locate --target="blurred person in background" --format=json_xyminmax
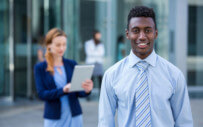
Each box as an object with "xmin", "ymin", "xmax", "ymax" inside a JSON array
[
  {"xmin": 84, "ymin": 30, "xmax": 105, "ymax": 91},
  {"xmin": 116, "ymin": 35, "xmax": 126, "ymax": 61},
  {"xmin": 98, "ymin": 6, "xmax": 193, "ymax": 127},
  {"xmin": 37, "ymin": 36, "xmax": 46, "ymax": 63},
  {"xmin": 34, "ymin": 28, "xmax": 93, "ymax": 127}
]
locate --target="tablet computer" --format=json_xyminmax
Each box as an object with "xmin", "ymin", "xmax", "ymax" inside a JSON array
[{"xmin": 70, "ymin": 65, "xmax": 94, "ymax": 92}]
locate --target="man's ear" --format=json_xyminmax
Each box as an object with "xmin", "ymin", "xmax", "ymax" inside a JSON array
[
  {"xmin": 125, "ymin": 29, "xmax": 129, "ymax": 39},
  {"xmin": 155, "ymin": 29, "xmax": 158, "ymax": 39}
]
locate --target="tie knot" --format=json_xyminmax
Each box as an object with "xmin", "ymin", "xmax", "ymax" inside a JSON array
[{"xmin": 136, "ymin": 61, "xmax": 149, "ymax": 71}]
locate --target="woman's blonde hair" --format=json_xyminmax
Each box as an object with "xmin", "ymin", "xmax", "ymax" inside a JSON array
[{"xmin": 45, "ymin": 28, "xmax": 67, "ymax": 74}]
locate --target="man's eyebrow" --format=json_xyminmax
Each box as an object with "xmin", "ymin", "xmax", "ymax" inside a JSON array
[
  {"xmin": 131, "ymin": 26, "xmax": 139, "ymax": 29},
  {"xmin": 131, "ymin": 26, "xmax": 153, "ymax": 29},
  {"xmin": 145, "ymin": 26, "xmax": 153, "ymax": 29}
]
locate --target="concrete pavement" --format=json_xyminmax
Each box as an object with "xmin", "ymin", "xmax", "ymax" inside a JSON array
[
  {"xmin": 0, "ymin": 98, "xmax": 203, "ymax": 127},
  {"xmin": 0, "ymin": 99, "xmax": 98, "ymax": 127}
]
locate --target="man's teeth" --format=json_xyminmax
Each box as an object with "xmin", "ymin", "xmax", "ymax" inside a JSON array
[{"xmin": 138, "ymin": 43, "xmax": 147, "ymax": 46}]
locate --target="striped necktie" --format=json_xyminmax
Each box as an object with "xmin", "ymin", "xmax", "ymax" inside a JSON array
[{"xmin": 135, "ymin": 61, "xmax": 151, "ymax": 127}]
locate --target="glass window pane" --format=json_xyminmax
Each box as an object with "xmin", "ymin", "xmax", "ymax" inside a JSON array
[
  {"xmin": 0, "ymin": 0, "xmax": 10, "ymax": 97},
  {"xmin": 14, "ymin": 0, "xmax": 27, "ymax": 97},
  {"xmin": 187, "ymin": 4, "xmax": 203, "ymax": 87}
]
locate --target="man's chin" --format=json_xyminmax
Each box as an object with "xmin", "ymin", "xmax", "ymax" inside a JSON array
[
  {"xmin": 133, "ymin": 49, "xmax": 152, "ymax": 57},
  {"xmin": 134, "ymin": 49, "xmax": 148, "ymax": 54},
  {"xmin": 139, "ymin": 49, "xmax": 153, "ymax": 56}
]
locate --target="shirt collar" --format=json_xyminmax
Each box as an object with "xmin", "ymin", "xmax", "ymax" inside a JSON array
[{"xmin": 128, "ymin": 49, "xmax": 157, "ymax": 68}]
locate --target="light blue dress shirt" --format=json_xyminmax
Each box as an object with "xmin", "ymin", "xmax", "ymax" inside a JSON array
[
  {"xmin": 98, "ymin": 50, "xmax": 193, "ymax": 127},
  {"xmin": 44, "ymin": 66, "xmax": 83, "ymax": 127}
]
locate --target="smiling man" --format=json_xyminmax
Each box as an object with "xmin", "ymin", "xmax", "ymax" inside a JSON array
[{"xmin": 98, "ymin": 6, "xmax": 193, "ymax": 127}]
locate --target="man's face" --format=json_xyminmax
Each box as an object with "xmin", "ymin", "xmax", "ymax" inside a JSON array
[
  {"xmin": 126, "ymin": 17, "xmax": 158, "ymax": 59},
  {"xmin": 95, "ymin": 33, "xmax": 101, "ymax": 41}
]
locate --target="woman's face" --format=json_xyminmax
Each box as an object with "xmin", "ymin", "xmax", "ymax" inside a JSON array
[{"xmin": 49, "ymin": 36, "xmax": 67, "ymax": 57}]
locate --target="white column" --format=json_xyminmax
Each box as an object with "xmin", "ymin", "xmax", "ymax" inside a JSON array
[
  {"xmin": 169, "ymin": 0, "xmax": 188, "ymax": 78},
  {"xmin": 9, "ymin": 0, "xmax": 14, "ymax": 102},
  {"xmin": 106, "ymin": 0, "xmax": 117, "ymax": 69},
  {"xmin": 44, "ymin": 0, "xmax": 49, "ymax": 33}
]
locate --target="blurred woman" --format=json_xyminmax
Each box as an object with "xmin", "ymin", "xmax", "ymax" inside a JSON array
[
  {"xmin": 36, "ymin": 36, "xmax": 46, "ymax": 63},
  {"xmin": 34, "ymin": 28, "xmax": 93, "ymax": 127}
]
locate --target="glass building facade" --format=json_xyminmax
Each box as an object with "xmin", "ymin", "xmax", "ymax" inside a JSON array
[
  {"xmin": 0, "ymin": 0, "xmax": 10, "ymax": 99},
  {"xmin": 187, "ymin": 0, "xmax": 203, "ymax": 96},
  {"xmin": 0, "ymin": 0, "xmax": 202, "ymax": 101}
]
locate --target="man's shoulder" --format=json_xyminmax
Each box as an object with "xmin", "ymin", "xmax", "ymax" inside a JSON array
[
  {"xmin": 157, "ymin": 55, "xmax": 187, "ymax": 91},
  {"xmin": 157, "ymin": 55, "xmax": 182, "ymax": 74}
]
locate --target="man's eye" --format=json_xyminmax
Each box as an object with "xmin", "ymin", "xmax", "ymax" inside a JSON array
[
  {"xmin": 145, "ymin": 29, "xmax": 152, "ymax": 33},
  {"xmin": 132, "ymin": 29, "xmax": 139, "ymax": 33}
]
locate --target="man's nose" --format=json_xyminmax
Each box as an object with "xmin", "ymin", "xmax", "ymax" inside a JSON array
[{"xmin": 138, "ymin": 32, "xmax": 146, "ymax": 40}]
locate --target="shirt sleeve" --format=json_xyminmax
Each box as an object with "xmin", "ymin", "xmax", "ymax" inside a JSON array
[
  {"xmin": 98, "ymin": 71, "xmax": 117, "ymax": 127},
  {"xmin": 170, "ymin": 72, "xmax": 193, "ymax": 127}
]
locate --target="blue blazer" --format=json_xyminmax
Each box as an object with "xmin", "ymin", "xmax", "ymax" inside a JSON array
[{"xmin": 34, "ymin": 58, "xmax": 90, "ymax": 119}]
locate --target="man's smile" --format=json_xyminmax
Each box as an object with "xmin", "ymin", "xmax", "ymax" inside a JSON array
[{"xmin": 137, "ymin": 42, "xmax": 149, "ymax": 48}]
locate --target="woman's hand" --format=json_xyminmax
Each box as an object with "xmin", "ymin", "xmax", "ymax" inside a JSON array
[
  {"xmin": 63, "ymin": 83, "xmax": 71, "ymax": 93},
  {"xmin": 82, "ymin": 79, "xmax": 93, "ymax": 94}
]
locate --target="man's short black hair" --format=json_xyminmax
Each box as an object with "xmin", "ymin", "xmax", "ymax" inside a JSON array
[{"xmin": 127, "ymin": 6, "xmax": 157, "ymax": 30}]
